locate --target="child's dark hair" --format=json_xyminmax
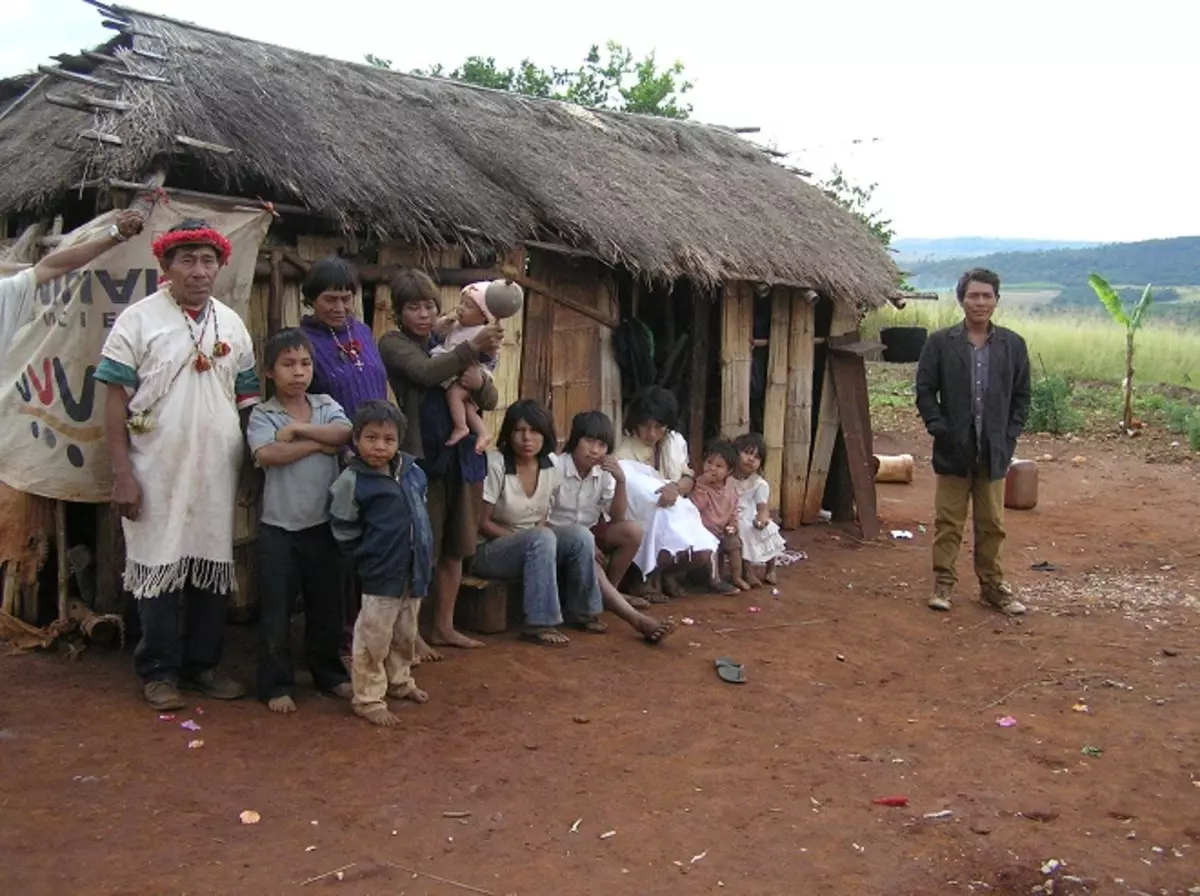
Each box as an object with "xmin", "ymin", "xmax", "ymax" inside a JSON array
[
  {"xmin": 498, "ymin": 399, "xmax": 556, "ymax": 463},
  {"xmin": 703, "ymin": 439, "xmax": 738, "ymax": 472},
  {"xmin": 263, "ymin": 327, "xmax": 313, "ymax": 370},
  {"xmin": 622, "ymin": 386, "xmax": 678, "ymax": 435},
  {"xmin": 390, "ymin": 268, "xmax": 441, "ymax": 321},
  {"xmin": 302, "ymin": 256, "xmax": 360, "ymax": 305},
  {"xmin": 352, "ymin": 399, "xmax": 406, "ymax": 440},
  {"xmin": 733, "ymin": 432, "xmax": 768, "ymax": 466},
  {"xmin": 565, "ymin": 410, "xmax": 615, "ymax": 454}
]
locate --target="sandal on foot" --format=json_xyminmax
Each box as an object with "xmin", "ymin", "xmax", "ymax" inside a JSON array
[
  {"xmin": 715, "ymin": 656, "xmax": 746, "ymax": 684},
  {"xmin": 520, "ymin": 627, "xmax": 571, "ymax": 648}
]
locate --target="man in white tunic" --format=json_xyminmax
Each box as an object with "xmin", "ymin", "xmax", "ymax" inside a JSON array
[{"xmin": 95, "ymin": 219, "xmax": 261, "ymax": 711}]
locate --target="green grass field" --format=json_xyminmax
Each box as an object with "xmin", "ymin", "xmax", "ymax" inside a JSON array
[{"xmin": 865, "ymin": 297, "xmax": 1198, "ymax": 387}]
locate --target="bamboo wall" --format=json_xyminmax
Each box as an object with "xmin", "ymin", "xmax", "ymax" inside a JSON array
[{"xmin": 718, "ymin": 283, "xmax": 863, "ymax": 530}]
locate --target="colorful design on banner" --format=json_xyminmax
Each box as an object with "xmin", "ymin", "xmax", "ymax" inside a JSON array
[{"xmin": 0, "ymin": 201, "xmax": 270, "ymax": 502}]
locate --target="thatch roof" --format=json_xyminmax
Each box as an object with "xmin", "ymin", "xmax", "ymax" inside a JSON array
[{"xmin": 0, "ymin": 5, "xmax": 897, "ymax": 306}]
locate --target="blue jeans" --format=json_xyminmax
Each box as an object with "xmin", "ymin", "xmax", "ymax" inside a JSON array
[{"xmin": 471, "ymin": 525, "xmax": 602, "ymax": 627}]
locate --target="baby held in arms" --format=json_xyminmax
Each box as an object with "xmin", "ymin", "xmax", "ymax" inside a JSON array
[{"xmin": 431, "ymin": 279, "xmax": 524, "ymax": 452}]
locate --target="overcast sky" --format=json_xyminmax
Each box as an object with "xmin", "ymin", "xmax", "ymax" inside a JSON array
[{"xmin": 3, "ymin": 0, "xmax": 1196, "ymax": 243}]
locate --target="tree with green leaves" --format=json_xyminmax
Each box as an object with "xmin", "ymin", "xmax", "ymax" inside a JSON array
[
  {"xmin": 1088, "ymin": 273, "xmax": 1154, "ymax": 431},
  {"xmin": 818, "ymin": 165, "xmax": 895, "ymax": 249},
  {"xmin": 366, "ymin": 41, "xmax": 693, "ymax": 120}
]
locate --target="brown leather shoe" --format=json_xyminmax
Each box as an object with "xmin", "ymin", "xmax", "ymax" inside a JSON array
[
  {"xmin": 144, "ymin": 680, "xmax": 186, "ymax": 711},
  {"xmin": 181, "ymin": 670, "xmax": 245, "ymax": 700}
]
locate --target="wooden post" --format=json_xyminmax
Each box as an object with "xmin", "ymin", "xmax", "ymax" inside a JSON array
[
  {"xmin": 763, "ymin": 289, "xmax": 791, "ymax": 518},
  {"xmin": 687, "ymin": 298, "xmax": 711, "ymax": 471},
  {"xmin": 719, "ymin": 282, "xmax": 753, "ymax": 438},
  {"xmin": 780, "ymin": 292, "xmax": 815, "ymax": 528},
  {"xmin": 55, "ymin": 501, "xmax": 69, "ymax": 622}
]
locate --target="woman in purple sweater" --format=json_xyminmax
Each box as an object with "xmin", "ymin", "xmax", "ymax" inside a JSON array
[
  {"xmin": 299, "ymin": 257, "xmax": 388, "ymax": 419},
  {"xmin": 298, "ymin": 257, "xmax": 389, "ymax": 660}
]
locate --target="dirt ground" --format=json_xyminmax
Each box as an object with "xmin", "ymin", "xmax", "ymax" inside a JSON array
[{"xmin": 2, "ymin": 419, "xmax": 1199, "ymax": 895}]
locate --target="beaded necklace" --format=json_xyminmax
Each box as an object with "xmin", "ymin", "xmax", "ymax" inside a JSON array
[
  {"xmin": 179, "ymin": 299, "xmax": 231, "ymax": 372},
  {"xmin": 329, "ymin": 323, "xmax": 364, "ymax": 370}
]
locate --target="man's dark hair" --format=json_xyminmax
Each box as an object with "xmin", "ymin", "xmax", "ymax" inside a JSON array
[
  {"xmin": 352, "ymin": 399, "xmax": 406, "ymax": 440},
  {"xmin": 498, "ymin": 399, "xmax": 557, "ymax": 463},
  {"xmin": 302, "ymin": 256, "xmax": 360, "ymax": 305},
  {"xmin": 162, "ymin": 218, "xmax": 216, "ymax": 263},
  {"xmin": 263, "ymin": 327, "xmax": 313, "ymax": 370},
  {"xmin": 390, "ymin": 269, "xmax": 441, "ymax": 321},
  {"xmin": 733, "ymin": 431, "xmax": 768, "ymax": 466},
  {"xmin": 703, "ymin": 438, "xmax": 738, "ymax": 472},
  {"xmin": 622, "ymin": 386, "xmax": 679, "ymax": 435},
  {"xmin": 565, "ymin": 410, "xmax": 615, "ymax": 455},
  {"xmin": 956, "ymin": 268, "xmax": 1001, "ymax": 302}
]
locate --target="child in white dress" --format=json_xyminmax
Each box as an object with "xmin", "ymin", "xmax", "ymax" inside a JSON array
[
  {"xmin": 731, "ymin": 433, "xmax": 786, "ymax": 587},
  {"xmin": 431, "ymin": 279, "xmax": 524, "ymax": 452}
]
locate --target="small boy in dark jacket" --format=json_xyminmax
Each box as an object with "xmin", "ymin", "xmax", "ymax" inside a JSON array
[{"xmin": 329, "ymin": 400, "xmax": 434, "ymax": 727}]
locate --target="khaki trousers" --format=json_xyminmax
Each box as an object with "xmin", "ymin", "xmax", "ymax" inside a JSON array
[
  {"xmin": 351, "ymin": 594, "xmax": 420, "ymax": 712},
  {"xmin": 932, "ymin": 470, "xmax": 1006, "ymax": 589}
]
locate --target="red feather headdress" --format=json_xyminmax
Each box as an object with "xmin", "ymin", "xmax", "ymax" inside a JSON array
[{"xmin": 151, "ymin": 228, "xmax": 232, "ymax": 264}]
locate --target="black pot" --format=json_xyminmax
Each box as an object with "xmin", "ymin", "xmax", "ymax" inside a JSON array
[{"xmin": 880, "ymin": 326, "xmax": 928, "ymax": 363}]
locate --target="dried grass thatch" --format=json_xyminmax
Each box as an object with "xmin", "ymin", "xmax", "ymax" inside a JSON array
[{"xmin": 0, "ymin": 5, "xmax": 897, "ymax": 307}]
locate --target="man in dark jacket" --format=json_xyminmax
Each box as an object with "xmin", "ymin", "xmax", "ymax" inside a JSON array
[{"xmin": 915, "ymin": 268, "xmax": 1031, "ymax": 616}]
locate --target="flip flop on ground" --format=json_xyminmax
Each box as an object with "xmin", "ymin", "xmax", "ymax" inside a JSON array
[{"xmin": 714, "ymin": 656, "xmax": 746, "ymax": 684}]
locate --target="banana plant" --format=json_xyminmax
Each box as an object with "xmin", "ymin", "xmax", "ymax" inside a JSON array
[{"xmin": 1087, "ymin": 273, "xmax": 1153, "ymax": 432}]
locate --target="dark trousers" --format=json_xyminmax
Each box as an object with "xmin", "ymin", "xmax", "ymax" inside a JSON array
[
  {"xmin": 257, "ymin": 523, "xmax": 349, "ymax": 699},
  {"xmin": 134, "ymin": 585, "xmax": 228, "ymax": 684}
]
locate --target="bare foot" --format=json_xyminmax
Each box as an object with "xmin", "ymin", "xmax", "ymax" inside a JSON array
[
  {"xmin": 328, "ymin": 682, "xmax": 353, "ymax": 700},
  {"xmin": 267, "ymin": 695, "xmax": 298, "ymax": 714},
  {"xmin": 473, "ymin": 433, "xmax": 493, "ymax": 454},
  {"xmin": 636, "ymin": 615, "xmax": 676, "ymax": 644},
  {"xmin": 429, "ymin": 628, "xmax": 485, "ymax": 650},
  {"xmin": 626, "ymin": 594, "xmax": 652, "ymax": 609},
  {"xmin": 763, "ymin": 569, "xmax": 778, "ymax": 585},
  {"xmin": 355, "ymin": 705, "xmax": 400, "ymax": 727},
  {"xmin": 404, "ymin": 686, "xmax": 429, "ymax": 704},
  {"xmin": 732, "ymin": 576, "xmax": 752, "ymax": 591},
  {"xmin": 415, "ymin": 635, "xmax": 444, "ymax": 664},
  {"xmin": 744, "ymin": 567, "xmax": 763, "ymax": 588},
  {"xmin": 445, "ymin": 425, "xmax": 470, "ymax": 447}
]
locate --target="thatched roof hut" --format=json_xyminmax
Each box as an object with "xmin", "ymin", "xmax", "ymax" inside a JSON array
[{"xmin": 0, "ymin": 4, "xmax": 896, "ymax": 306}]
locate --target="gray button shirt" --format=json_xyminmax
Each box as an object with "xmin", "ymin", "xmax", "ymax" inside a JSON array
[{"xmin": 966, "ymin": 326, "xmax": 993, "ymax": 458}]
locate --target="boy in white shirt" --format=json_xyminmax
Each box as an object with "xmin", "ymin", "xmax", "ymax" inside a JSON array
[{"xmin": 549, "ymin": 411, "xmax": 674, "ymax": 644}]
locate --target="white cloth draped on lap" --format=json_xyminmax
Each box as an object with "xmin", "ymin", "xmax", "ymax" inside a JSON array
[{"xmin": 619, "ymin": 460, "xmax": 718, "ymax": 576}]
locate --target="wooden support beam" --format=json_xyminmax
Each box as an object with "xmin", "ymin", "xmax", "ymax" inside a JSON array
[
  {"xmin": 763, "ymin": 289, "xmax": 791, "ymax": 518},
  {"xmin": 175, "ymin": 135, "xmax": 233, "ymax": 154},
  {"xmin": 76, "ymin": 179, "xmax": 310, "ymax": 217},
  {"xmin": 829, "ymin": 347, "xmax": 879, "ymax": 540},
  {"xmin": 78, "ymin": 94, "xmax": 133, "ymax": 111},
  {"xmin": 37, "ymin": 65, "xmax": 117, "ymax": 90},
  {"xmin": 131, "ymin": 48, "xmax": 169, "ymax": 62},
  {"xmin": 781, "ymin": 291, "xmax": 816, "ymax": 528},
  {"xmin": 83, "ymin": 51, "xmax": 121, "ymax": 66},
  {"xmin": 518, "ymin": 288, "xmax": 554, "ymax": 409},
  {"xmin": 511, "ymin": 273, "xmax": 618, "ymax": 330},
  {"xmin": 719, "ymin": 281, "xmax": 753, "ymax": 438},
  {"xmin": 267, "ymin": 248, "xmax": 284, "ymax": 337},
  {"xmin": 45, "ymin": 93, "xmax": 108, "ymax": 113},
  {"xmin": 802, "ymin": 357, "xmax": 838, "ymax": 524},
  {"xmin": 686, "ymin": 297, "xmax": 711, "ymax": 472},
  {"xmin": 0, "ymin": 74, "xmax": 48, "ymax": 125},
  {"xmin": 113, "ymin": 69, "xmax": 170, "ymax": 84}
]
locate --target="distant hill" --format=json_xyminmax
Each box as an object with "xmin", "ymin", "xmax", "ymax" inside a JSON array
[
  {"xmin": 892, "ymin": 236, "xmax": 1101, "ymax": 263},
  {"xmin": 905, "ymin": 236, "xmax": 1200, "ymax": 290}
]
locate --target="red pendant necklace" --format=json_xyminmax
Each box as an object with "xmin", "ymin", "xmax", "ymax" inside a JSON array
[
  {"xmin": 180, "ymin": 301, "xmax": 231, "ymax": 372},
  {"xmin": 329, "ymin": 325, "xmax": 364, "ymax": 370}
]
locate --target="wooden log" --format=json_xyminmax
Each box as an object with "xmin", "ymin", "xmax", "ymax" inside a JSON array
[
  {"xmin": 765, "ymin": 289, "xmax": 792, "ymax": 518},
  {"xmin": 174, "ymin": 134, "xmax": 232, "ymax": 153},
  {"xmin": 82, "ymin": 51, "xmax": 121, "ymax": 66},
  {"xmin": 131, "ymin": 48, "xmax": 169, "ymax": 62},
  {"xmin": 518, "ymin": 288, "xmax": 554, "ymax": 409},
  {"xmin": 719, "ymin": 281, "xmax": 753, "ymax": 438},
  {"xmin": 687, "ymin": 297, "xmax": 711, "ymax": 471},
  {"xmin": 79, "ymin": 128, "xmax": 123, "ymax": 145},
  {"xmin": 509, "ymin": 272, "xmax": 618, "ymax": 330},
  {"xmin": 82, "ymin": 179, "xmax": 310, "ymax": 216},
  {"xmin": 79, "ymin": 94, "xmax": 133, "ymax": 111},
  {"xmin": 801, "ymin": 302, "xmax": 859, "ymax": 524},
  {"xmin": 37, "ymin": 65, "xmax": 117, "ymax": 90}
]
